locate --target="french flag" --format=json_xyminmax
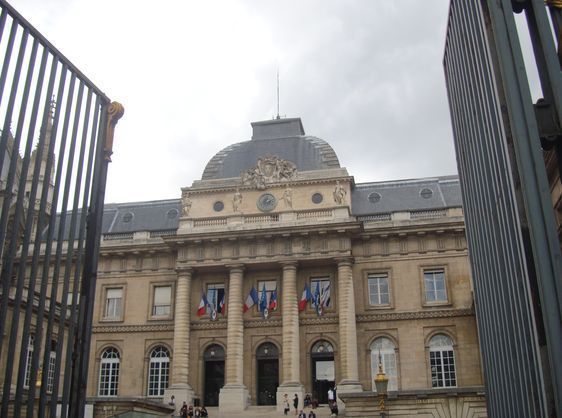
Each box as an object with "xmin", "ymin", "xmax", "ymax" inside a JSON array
[
  {"xmin": 243, "ymin": 286, "xmax": 258, "ymax": 312},
  {"xmin": 269, "ymin": 287, "xmax": 278, "ymax": 311},
  {"xmin": 320, "ymin": 283, "xmax": 331, "ymax": 308},
  {"xmin": 197, "ymin": 292, "xmax": 209, "ymax": 316},
  {"xmin": 219, "ymin": 294, "xmax": 226, "ymax": 315},
  {"xmin": 298, "ymin": 284, "xmax": 312, "ymax": 311}
]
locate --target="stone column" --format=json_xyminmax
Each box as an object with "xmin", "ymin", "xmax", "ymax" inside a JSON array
[
  {"xmin": 277, "ymin": 261, "xmax": 304, "ymax": 411},
  {"xmin": 164, "ymin": 267, "xmax": 194, "ymax": 407},
  {"xmin": 219, "ymin": 264, "xmax": 248, "ymax": 411},
  {"xmin": 336, "ymin": 258, "xmax": 363, "ymax": 395}
]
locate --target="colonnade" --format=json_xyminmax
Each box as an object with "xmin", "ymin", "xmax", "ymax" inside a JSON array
[{"xmin": 165, "ymin": 259, "xmax": 362, "ymax": 411}]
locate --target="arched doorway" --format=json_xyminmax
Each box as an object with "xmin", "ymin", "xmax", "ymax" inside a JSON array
[
  {"xmin": 256, "ymin": 342, "xmax": 279, "ymax": 405},
  {"xmin": 311, "ymin": 340, "xmax": 335, "ymax": 404},
  {"xmin": 203, "ymin": 344, "xmax": 225, "ymax": 406}
]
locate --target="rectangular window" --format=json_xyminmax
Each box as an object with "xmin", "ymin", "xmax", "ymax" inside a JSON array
[
  {"xmin": 368, "ymin": 273, "xmax": 390, "ymax": 306},
  {"xmin": 46, "ymin": 343, "xmax": 56, "ymax": 393},
  {"xmin": 310, "ymin": 278, "xmax": 331, "ymax": 309},
  {"xmin": 24, "ymin": 335, "xmax": 34, "ymax": 389},
  {"xmin": 207, "ymin": 283, "xmax": 225, "ymax": 314},
  {"xmin": 430, "ymin": 349, "xmax": 456, "ymax": 387},
  {"xmin": 105, "ymin": 288, "xmax": 123, "ymax": 319},
  {"xmin": 152, "ymin": 285, "xmax": 172, "ymax": 316},
  {"xmin": 257, "ymin": 280, "xmax": 277, "ymax": 310},
  {"xmin": 424, "ymin": 269, "xmax": 447, "ymax": 303}
]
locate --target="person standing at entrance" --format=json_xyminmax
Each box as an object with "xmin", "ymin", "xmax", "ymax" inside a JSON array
[
  {"xmin": 293, "ymin": 394, "xmax": 299, "ymax": 415},
  {"xmin": 328, "ymin": 387, "xmax": 334, "ymax": 403},
  {"xmin": 283, "ymin": 394, "xmax": 290, "ymax": 415}
]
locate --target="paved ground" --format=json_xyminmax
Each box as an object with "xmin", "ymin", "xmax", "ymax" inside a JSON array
[{"xmin": 177, "ymin": 405, "xmax": 337, "ymax": 418}]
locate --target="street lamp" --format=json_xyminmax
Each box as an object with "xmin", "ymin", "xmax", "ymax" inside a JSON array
[{"xmin": 374, "ymin": 352, "xmax": 389, "ymax": 417}]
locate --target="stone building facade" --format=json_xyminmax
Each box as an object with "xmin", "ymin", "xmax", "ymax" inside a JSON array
[{"xmin": 86, "ymin": 118, "xmax": 485, "ymax": 414}]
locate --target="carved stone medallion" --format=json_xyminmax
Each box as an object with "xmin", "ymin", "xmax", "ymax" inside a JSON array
[{"xmin": 241, "ymin": 154, "xmax": 297, "ymax": 190}]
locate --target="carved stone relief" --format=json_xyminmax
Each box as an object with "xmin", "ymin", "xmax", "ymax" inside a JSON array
[{"xmin": 241, "ymin": 154, "xmax": 297, "ymax": 190}]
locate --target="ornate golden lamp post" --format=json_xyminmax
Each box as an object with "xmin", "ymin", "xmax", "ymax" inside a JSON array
[{"xmin": 374, "ymin": 352, "xmax": 389, "ymax": 417}]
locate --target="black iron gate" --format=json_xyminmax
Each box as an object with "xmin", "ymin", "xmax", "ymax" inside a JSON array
[{"xmin": 0, "ymin": 1, "xmax": 123, "ymax": 417}]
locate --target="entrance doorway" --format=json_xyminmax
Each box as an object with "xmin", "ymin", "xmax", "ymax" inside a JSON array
[
  {"xmin": 203, "ymin": 344, "xmax": 225, "ymax": 406},
  {"xmin": 256, "ymin": 342, "xmax": 279, "ymax": 405},
  {"xmin": 311, "ymin": 340, "xmax": 335, "ymax": 404}
]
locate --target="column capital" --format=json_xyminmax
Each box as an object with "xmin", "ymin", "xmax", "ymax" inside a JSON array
[
  {"xmin": 279, "ymin": 260, "xmax": 298, "ymax": 269},
  {"xmin": 335, "ymin": 257, "xmax": 354, "ymax": 267},
  {"xmin": 226, "ymin": 263, "xmax": 245, "ymax": 273},
  {"xmin": 176, "ymin": 266, "xmax": 194, "ymax": 276}
]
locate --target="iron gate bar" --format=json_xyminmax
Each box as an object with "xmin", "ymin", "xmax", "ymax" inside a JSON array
[
  {"xmin": 0, "ymin": 36, "xmax": 39, "ymax": 398},
  {"xmin": 0, "ymin": 0, "xmax": 122, "ymax": 416},
  {"xmin": 23, "ymin": 55, "xmax": 60, "ymax": 418},
  {"xmin": 37, "ymin": 66, "xmax": 79, "ymax": 417},
  {"xmin": 54, "ymin": 92, "xmax": 100, "ymax": 418},
  {"xmin": 42, "ymin": 72, "xmax": 79, "ymax": 418},
  {"xmin": 0, "ymin": 18, "xmax": 18, "ymax": 106}
]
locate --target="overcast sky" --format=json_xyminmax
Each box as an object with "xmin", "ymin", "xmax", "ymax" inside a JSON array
[{"xmin": 13, "ymin": 0, "xmax": 463, "ymax": 203}]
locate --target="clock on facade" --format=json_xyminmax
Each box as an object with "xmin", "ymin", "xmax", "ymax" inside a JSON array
[{"xmin": 257, "ymin": 193, "xmax": 277, "ymax": 212}]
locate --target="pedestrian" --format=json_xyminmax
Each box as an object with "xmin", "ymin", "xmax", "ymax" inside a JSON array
[
  {"xmin": 328, "ymin": 387, "xmax": 334, "ymax": 403},
  {"xmin": 298, "ymin": 410, "xmax": 306, "ymax": 418},
  {"xmin": 308, "ymin": 410, "xmax": 317, "ymax": 418},
  {"xmin": 283, "ymin": 394, "xmax": 290, "ymax": 415},
  {"xmin": 180, "ymin": 402, "xmax": 188, "ymax": 418},
  {"xmin": 200, "ymin": 405, "xmax": 208, "ymax": 418},
  {"xmin": 293, "ymin": 393, "xmax": 299, "ymax": 415},
  {"xmin": 187, "ymin": 404, "xmax": 194, "ymax": 417}
]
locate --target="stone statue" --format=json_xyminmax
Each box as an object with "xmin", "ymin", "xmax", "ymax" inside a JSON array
[
  {"xmin": 282, "ymin": 186, "xmax": 293, "ymax": 209},
  {"xmin": 182, "ymin": 193, "xmax": 192, "ymax": 216},
  {"xmin": 233, "ymin": 189, "xmax": 242, "ymax": 212},
  {"xmin": 333, "ymin": 180, "xmax": 346, "ymax": 205}
]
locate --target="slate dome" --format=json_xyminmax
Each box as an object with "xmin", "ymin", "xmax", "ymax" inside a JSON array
[{"xmin": 201, "ymin": 118, "xmax": 341, "ymax": 180}]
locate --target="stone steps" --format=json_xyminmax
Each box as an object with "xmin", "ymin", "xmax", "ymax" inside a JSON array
[{"xmin": 199, "ymin": 405, "xmax": 337, "ymax": 417}]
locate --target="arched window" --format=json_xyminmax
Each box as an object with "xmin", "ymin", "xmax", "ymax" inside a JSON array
[
  {"xmin": 147, "ymin": 346, "xmax": 170, "ymax": 396},
  {"xmin": 429, "ymin": 334, "xmax": 456, "ymax": 388},
  {"xmin": 99, "ymin": 347, "xmax": 120, "ymax": 396},
  {"xmin": 370, "ymin": 337, "xmax": 397, "ymax": 391},
  {"xmin": 311, "ymin": 340, "xmax": 334, "ymax": 354}
]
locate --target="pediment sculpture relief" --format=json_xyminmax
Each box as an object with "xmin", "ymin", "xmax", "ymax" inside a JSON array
[{"xmin": 241, "ymin": 154, "xmax": 297, "ymax": 190}]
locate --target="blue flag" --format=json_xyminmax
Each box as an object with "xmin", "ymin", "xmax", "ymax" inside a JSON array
[
  {"xmin": 314, "ymin": 281, "xmax": 321, "ymax": 313},
  {"xmin": 259, "ymin": 283, "xmax": 268, "ymax": 313}
]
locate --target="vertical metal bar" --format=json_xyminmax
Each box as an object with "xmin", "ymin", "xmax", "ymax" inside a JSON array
[
  {"xmin": 38, "ymin": 64, "xmax": 73, "ymax": 417},
  {"xmin": 69, "ymin": 102, "xmax": 110, "ymax": 418},
  {"xmin": 0, "ymin": 27, "xmax": 27, "ymax": 189},
  {"xmin": 0, "ymin": 7, "xmax": 9, "ymax": 46},
  {"xmin": 0, "ymin": 34, "xmax": 37, "ymax": 409},
  {"xmin": 0, "ymin": 16, "xmax": 17, "ymax": 106},
  {"xmin": 50, "ymin": 84, "xmax": 93, "ymax": 418},
  {"xmin": 1, "ymin": 45, "xmax": 48, "ymax": 418},
  {"xmin": 23, "ymin": 55, "xmax": 59, "ymax": 418},
  {"xmin": 60, "ymin": 95, "xmax": 101, "ymax": 418},
  {"xmin": 0, "ymin": 29, "xmax": 30, "ymax": 353}
]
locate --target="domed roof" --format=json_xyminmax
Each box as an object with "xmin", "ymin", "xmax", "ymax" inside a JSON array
[{"xmin": 201, "ymin": 118, "xmax": 340, "ymax": 180}]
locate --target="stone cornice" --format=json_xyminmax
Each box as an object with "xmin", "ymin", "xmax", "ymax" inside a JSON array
[
  {"xmin": 92, "ymin": 308, "xmax": 474, "ymax": 333},
  {"xmin": 93, "ymin": 323, "xmax": 174, "ymax": 333},
  {"xmin": 356, "ymin": 307, "xmax": 474, "ymax": 322}
]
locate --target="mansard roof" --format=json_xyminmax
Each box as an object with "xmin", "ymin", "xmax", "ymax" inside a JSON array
[{"xmin": 80, "ymin": 175, "xmax": 461, "ymax": 235}]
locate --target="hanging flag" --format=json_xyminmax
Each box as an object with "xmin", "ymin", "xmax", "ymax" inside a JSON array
[
  {"xmin": 219, "ymin": 293, "xmax": 226, "ymax": 315},
  {"xmin": 197, "ymin": 292, "xmax": 209, "ymax": 317},
  {"xmin": 320, "ymin": 282, "xmax": 331, "ymax": 308},
  {"xmin": 313, "ymin": 281, "xmax": 321, "ymax": 315},
  {"xmin": 269, "ymin": 287, "xmax": 278, "ymax": 311},
  {"xmin": 259, "ymin": 283, "xmax": 268, "ymax": 314},
  {"xmin": 299, "ymin": 284, "xmax": 312, "ymax": 311},
  {"xmin": 243, "ymin": 286, "xmax": 258, "ymax": 312}
]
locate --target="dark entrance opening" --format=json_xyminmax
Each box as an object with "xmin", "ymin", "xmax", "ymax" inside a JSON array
[
  {"xmin": 203, "ymin": 344, "xmax": 225, "ymax": 406},
  {"xmin": 311, "ymin": 340, "xmax": 335, "ymax": 404},
  {"xmin": 256, "ymin": 342, "xmax": 279, "ymax": 405}
]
